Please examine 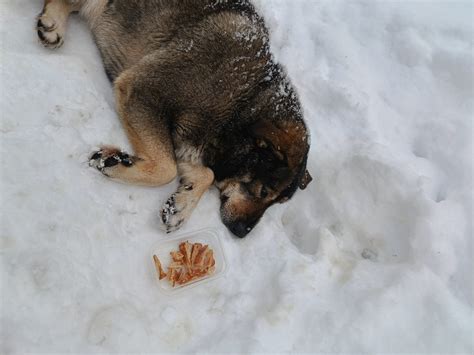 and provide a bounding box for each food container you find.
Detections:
[150,228,227,294]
